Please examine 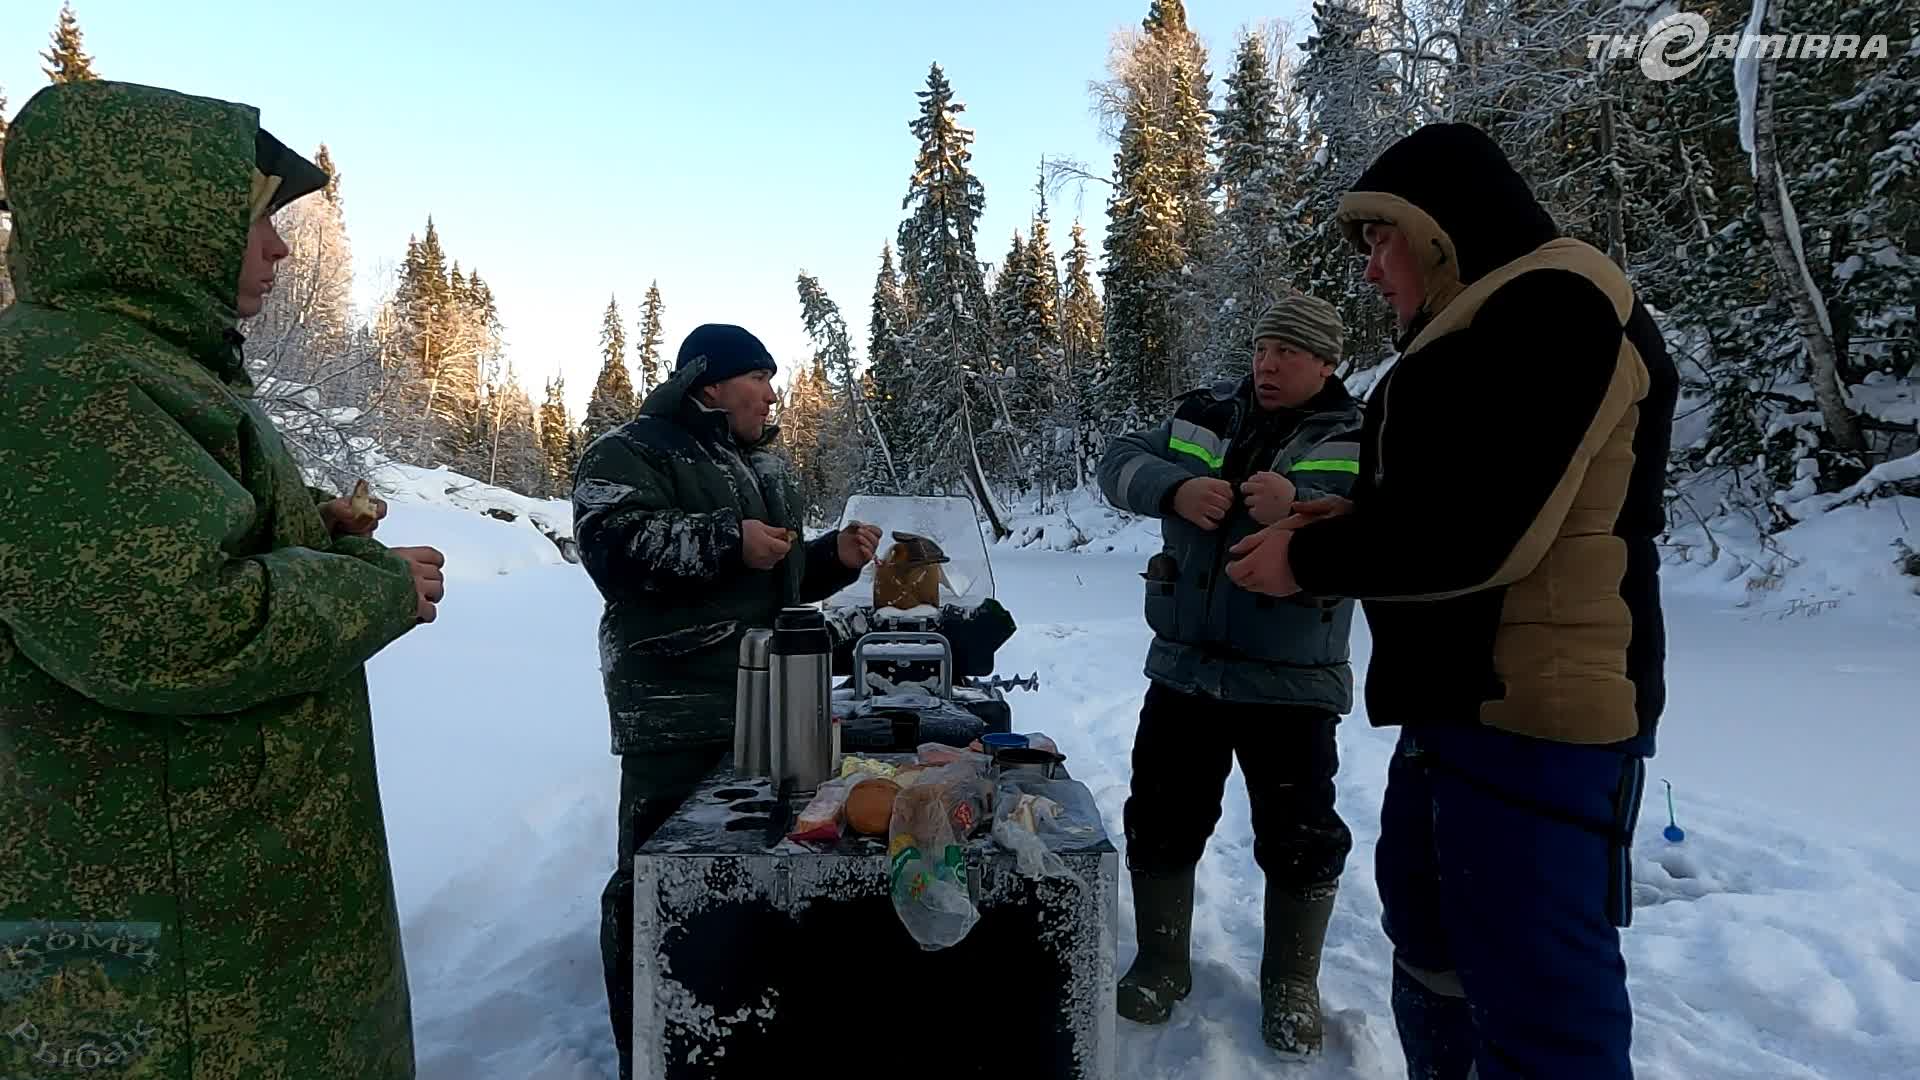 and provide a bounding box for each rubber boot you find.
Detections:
[1260,880,1338,1057]
[1116,867,1196,1023]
